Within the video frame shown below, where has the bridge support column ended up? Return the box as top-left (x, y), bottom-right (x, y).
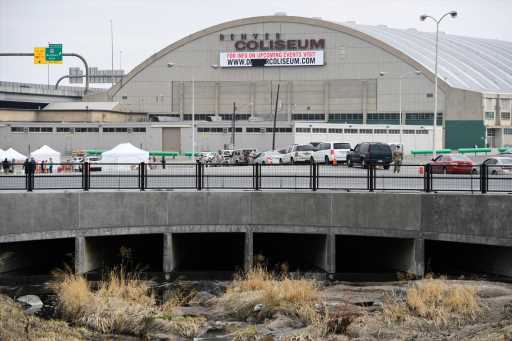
top-left (163, 233), bottom-right (175, 274)
top-left (75, 237), bottom-right (87, 274)
top-left (326, 233), bottom-right (336, 274)
top-left (244, 231), bottom-right (253, 272)
top-left (410, 238), bottom-right (425, 278)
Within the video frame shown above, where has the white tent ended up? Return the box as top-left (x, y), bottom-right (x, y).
top-left (30, 145), bottom-right (61, 163)
top-left (2, 148), bottom-right (27, 161)
top-left (101, 143), bottom-right (149, 170)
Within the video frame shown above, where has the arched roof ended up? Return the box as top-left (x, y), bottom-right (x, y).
top-left (340, 21), bottom-right (512, 93)
top-left (108, 16), bottom-right (512, 98)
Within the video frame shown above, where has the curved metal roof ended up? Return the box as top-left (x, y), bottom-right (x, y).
top-left (341, 22), bottom-right (512, 93)
top-left (107, 16), bottom-right (512, 98)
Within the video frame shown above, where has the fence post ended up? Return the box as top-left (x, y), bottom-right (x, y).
top-left (139, 162), bottom-right (145, 191)
top-left (254, 164), bottom-right (260, 190)
top-left (26, 169), bottom-right (32, 192)
top-left (312, 162), bottom-right (317, 191)
top-left (196, 161), bottom-right (203, 191)
top-left (316, 163), bottom-right (320, 190)
top-left (424, 164), bottom-right (431, 193)
top-left (83, 162), bottom-right (90, 191)
top-left (367, 164), bottom-right (375, 192)
top-left (480, 163), bottom-right (487, 194)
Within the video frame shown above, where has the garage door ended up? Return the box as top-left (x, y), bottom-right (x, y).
top-left (162, 128), bottom-right (181, 152)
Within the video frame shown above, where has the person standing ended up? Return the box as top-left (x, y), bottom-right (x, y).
top-left (48, 157), bottom-right (53, 174)
top-left (2, 158), bottom-right (9, 174)
top-left (10, 158), bottom-right (15, 173)
top-left (161, 156), bottom-right (166, 169)
top-left (393, 145), bottom-right (403, 174)
top-left (40, 160), bottom-right (45, 174)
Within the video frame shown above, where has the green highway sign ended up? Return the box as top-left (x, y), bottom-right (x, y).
top-left (46, 43), bottom-right (63, 64)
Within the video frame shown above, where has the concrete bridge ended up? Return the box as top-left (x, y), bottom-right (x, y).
top-left (0, 191), bottom-right (511, 277)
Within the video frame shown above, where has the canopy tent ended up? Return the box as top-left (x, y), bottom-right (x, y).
top-left (30, 145), bottom-right (61, 163)
top-left (1, 148), bottom-right (27, 161)
top-left (101, 143), bottom-right (149, 170)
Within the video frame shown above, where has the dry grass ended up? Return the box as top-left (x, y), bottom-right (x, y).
top-left (230, 324), bottom-right (261, 340)
top-left (218, 266), bottom-right (320, 322)
top-left (0, 294), bottom-right (91, 341)
top-left (384, 279), bottom-right (482, 328)
top-left (165, 316), bottom-right (207, 338)
top-left (51, 266), bottom-right (156, 336)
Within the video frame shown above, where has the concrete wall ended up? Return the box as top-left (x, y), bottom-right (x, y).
top-left (1, 191), bottom-right (512, 276)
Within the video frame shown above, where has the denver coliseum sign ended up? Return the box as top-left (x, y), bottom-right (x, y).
top-left (219, 33), bottom-right (325, 68)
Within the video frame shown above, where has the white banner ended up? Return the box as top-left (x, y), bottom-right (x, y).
top-left (219, 50), bottom-right (324, 67)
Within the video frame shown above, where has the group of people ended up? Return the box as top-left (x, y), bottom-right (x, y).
top-left (1, 158), bottom-right (16, 174)
top-left (21, 157), bottom-right (54, 174)
top-left (148, 156), bottom-right (166, 169)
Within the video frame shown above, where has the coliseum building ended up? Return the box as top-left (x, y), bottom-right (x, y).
top-left (2, 15), bottom-right (512, 154)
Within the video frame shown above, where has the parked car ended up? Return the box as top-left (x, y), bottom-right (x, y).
top-left (253, 150), bottom-right (283, 165)
top-left (313, 142), bottom-right (351, 164)
top-left (72, 156), bottom-right (84, 172)
top-left (428, 154), bottom-right (476, 174)
top-left (231, 149), bottom-right (257, 164)
top-left (347, 142), bottom-right (392, 169)
top-left (86, 156), bottom-right (102, 172)
top-left (482, 157), bottom-right (512, 175)
top-left (214, 149), bottom-right (234, 164)
top-left (281, 144), bottom-right (317, 164)
top-left (198, 152), bottom-right (216, 164)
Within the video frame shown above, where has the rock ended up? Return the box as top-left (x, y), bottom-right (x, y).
top-left (267, 314), bottom-right (303, 331)
top-left (254, 303), bottom-right (264, 312)
top-left (17, 294), bottom-right (43, 308)
top-left (189, 291), bottom-right (215, 306)
top-left (171, 306), bottom-right (209, 317)
top-left (145, 333), bottom-right (183, 341)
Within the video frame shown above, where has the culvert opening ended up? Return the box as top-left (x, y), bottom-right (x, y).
top-left (336, 235), bottom-right (414, 275)
top-left (173, 233), bottom-right (245, 271)
top-left (85, 234), bottom-right (163, 273)
top-left (0, 238), bottom-right (75, 275)
top-left (426, 240), bottom-right (512, 278)
top-left (253, 233), bottom-right (328, 272)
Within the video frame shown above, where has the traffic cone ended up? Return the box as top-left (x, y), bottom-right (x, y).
top-left (331, 150), bottom-right (337, 166)
top-left (418, 166), bottom-right (424, 175)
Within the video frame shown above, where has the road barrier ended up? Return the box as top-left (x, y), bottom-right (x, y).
top-left (1, 161), bottom-right (510, 194)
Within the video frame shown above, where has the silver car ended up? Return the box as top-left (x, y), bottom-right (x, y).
top-left (482, 157), bottom-right (512, 175)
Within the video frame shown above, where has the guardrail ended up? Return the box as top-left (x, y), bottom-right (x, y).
top-left (0, 162), bottom-right (511, 194)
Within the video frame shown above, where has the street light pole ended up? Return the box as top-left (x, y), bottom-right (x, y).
top-left (399, 70), bottom-right (421, 147)
top-left (420, 10), bottom-right (458, 157)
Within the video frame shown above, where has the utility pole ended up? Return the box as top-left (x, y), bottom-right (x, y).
top-left (272, 83), bottom-right (280, 150)
top-left (231, 102), bottom-right (236, 149)
top-left (110, 19), bottom-right (114, 86)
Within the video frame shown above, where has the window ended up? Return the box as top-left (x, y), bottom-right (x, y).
top-left (75, 128), bottom-right (88, 133)
top-left (292, 113), bottom-right (325, 121)
top-left (344, 129), bottom-right (358, 134)
top-left (328, 113), bottom-right (363, 123)
top-left (56, 127), bottom-right (71, 133)
top-left (197, 127), bottom-right (223, 133)
top-left (219, 114), bottom-right (251, 121)
top-left (333, 143), bottom-right (351, 149)
top-left (183, 114), bottom-right (215, 121)
top-left (405, 113), bottom-right (443, 125)
top-left (28, 127), bottom-right (40, 132)
top-left (122, 96), bottom-right (128, 100)
top-left (133, 127), bottom-right (146, 133)
top-left (27, 127), bottom-right (52, 132)
top-left (266, 127), bottom-right (292, 133)
top-left (246, 127), bottom-right (262, 133)
top-left (367, 113), bottom-right (400, 124)
top-left (388, 129), bottom-right (400, 134)
top-left (487, 128), bottom-right (497, 137)
top-left (403, 129), bottom-right (415, 134)
top-left (318, 143), bottom-right (330, 150)
top-left (485, 112), bottom-right (495, 120)
top-left (115, 127), bottom-right (128, 132)
top-left (103, 127), bottom-right (115, 132)
top-left (359, 129), bottom-right (373, 134)
top-left (504, 128), bottom-right (512, 135)
top-left (374, 129), bottom-right (387, 134)
top-left (328, 128), bottom-right (343, 133)
top-left (228, 127), bottom-right (243, 133)
top-left (296, 127), bottom-right (311, 133)
top-left (10, 127), bottom-right (24, 132)
top-left (312, 128), bottom-right (327, 133)
top-left (416, 130), bottom-right (429, 134)
top-left (501, 112), bottom-right (511, 120)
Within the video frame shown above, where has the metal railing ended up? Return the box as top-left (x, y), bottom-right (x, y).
top-left (0, 162), bottom-right (511, 194)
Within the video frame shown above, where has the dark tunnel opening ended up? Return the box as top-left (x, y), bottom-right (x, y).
top-left (336, 235), bottom-right (415, 276)
top-left (425, 240), bottom-right (512, 278)
top-left (85, 234), bottom-right (163, 273)
top-left (172, 233), bottom-right (245, 272)
top-left (253, 233), bottom-right (328, 272)
top-left (0, 238), bottom-right (75, 275)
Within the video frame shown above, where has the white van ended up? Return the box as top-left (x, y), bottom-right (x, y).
top-left (313, 142), bottom-right (351, 164)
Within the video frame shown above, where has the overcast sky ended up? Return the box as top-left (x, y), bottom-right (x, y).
top-left (0, 0), bottom-right (509, 87)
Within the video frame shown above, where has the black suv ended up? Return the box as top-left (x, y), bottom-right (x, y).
top-left (347, 142), bottom-right (392, 169)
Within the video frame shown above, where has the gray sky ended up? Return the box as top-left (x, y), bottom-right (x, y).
top-left (0, 0), bottom-right (509, 87)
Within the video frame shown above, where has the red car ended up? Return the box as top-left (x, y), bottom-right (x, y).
top-left (429, 154), bottom-right (476, 174)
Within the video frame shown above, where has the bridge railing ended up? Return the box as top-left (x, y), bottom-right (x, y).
top-left (0, 162), bottom-right (511, 194)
